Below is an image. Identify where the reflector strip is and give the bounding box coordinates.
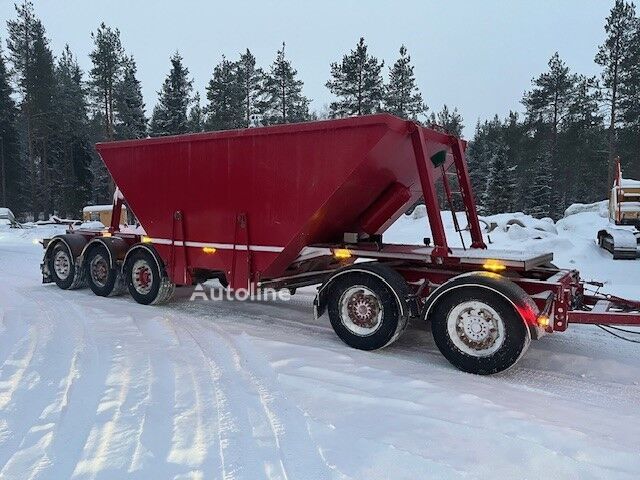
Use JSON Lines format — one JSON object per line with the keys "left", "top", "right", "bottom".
{"left": 145, "top": 238, "right": 284, "bottom": 253}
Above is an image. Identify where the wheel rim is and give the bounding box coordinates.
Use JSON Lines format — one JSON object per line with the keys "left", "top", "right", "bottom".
{"left": 446, "top": 300, "right": 505, "bottom": 357}
{"left": 132, "top": 259, "right": 154, "bottom": 295}
{"left": 53, "top": 250, "right": 71, "bottom": 280}
{"left": 89, "top": 252, "right": 109, "bottom": 288}
{"left": 339, "top": 285, "right": 384, "bottom": 336}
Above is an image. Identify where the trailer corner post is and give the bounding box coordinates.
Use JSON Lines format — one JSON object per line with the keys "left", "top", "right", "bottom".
{"left": 408, "top": 122, "right": 449, "bottom": 257}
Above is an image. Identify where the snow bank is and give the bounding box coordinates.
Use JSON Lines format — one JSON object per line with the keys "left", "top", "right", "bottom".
{"left": 564, "top": 200, "right": 608, "bottom": 218}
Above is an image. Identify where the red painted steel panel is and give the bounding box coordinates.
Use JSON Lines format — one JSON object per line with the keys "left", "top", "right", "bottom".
{"left": 96, "top": 114, "right": 455, "bottom": 287}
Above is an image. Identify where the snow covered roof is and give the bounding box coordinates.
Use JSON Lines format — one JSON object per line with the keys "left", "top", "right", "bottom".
{"left": 82, "top": 204, "right": 122, "bottom": 213}
{"left": 620, "top": 177, "right": 640, "bottom": 188}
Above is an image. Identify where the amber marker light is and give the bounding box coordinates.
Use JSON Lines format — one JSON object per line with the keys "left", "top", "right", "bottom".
{"left": 482, "top": 259, "right": 506, "bottom": 272}
{"left": 333, "top": 248, "right": 352, "bottom": 259}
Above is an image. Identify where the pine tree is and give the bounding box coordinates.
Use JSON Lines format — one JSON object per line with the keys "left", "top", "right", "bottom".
{"left": 326, "top": 37, "right": 384, "bottom": 117}
{"left": 0, "top": 42, "right": 21, "bottom": 211}
{"left": 237, "top": 49, "right": 265, "bottom": 127}
{"left": 383, "top": 45, "right": 427, "bottom": 121}
{"left": 595, "top": 0, "right": 638, "bottom": 188}
{"left": 262, "top": 43, "right": 310, "bottom": 124}
{"left": 51, "top": 45, "right": 93, "bottom": 217}
{"left": 188, "top": 92, "right": 205, "bottom": 133}
{"left": 429, "top": 105, "right": 464, "bottom": 137}
{"left": 89, "top": 23, "right": 124, "bottom": 141}
{"left": 113, "top": 56, "right": 146, "bottom": 140}
{"left": 205, "top": 55, "right": 243, "bottom": 131}
{"left": 619, "top": 15, "right": 640, "bottom": 166}
{"left": 7, "top": 1, "right": 57, "bottom": 218}
{"left": 562, "top": 75, "right": 605, "bottom": 203}
{"left": 522, "top": 53, "right": 579, "bottom": 217}
{"left": 150, "top": 52, "right": 193, "bottom": 136}
{"left": 523, "top": 53, "right": 576, "bottom": 137}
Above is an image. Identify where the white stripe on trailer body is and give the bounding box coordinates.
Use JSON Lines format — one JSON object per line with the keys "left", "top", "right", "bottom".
{"left": 145, "top": 238, "right": 284, "bottom": 253}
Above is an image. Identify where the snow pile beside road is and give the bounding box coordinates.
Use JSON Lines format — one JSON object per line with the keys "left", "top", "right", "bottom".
{"left": 564, "top": 200, "right": 609, "bottom": 218}
{"left": 387, "top": 203, "right": 638, "bottom": 298}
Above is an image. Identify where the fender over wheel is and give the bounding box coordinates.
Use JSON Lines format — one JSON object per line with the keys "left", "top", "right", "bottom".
{"left": 324, "top": 263, "right": 409, "bottom": 351}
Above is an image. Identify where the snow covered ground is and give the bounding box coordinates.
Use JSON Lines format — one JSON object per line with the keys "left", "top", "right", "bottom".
{"left": 0, "top": 209, "right": 639, "bottom": 479}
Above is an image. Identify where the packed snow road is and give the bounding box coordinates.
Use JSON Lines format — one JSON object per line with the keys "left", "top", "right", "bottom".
{"left": 0, "top": 213, "right": 640, "bottom": 479}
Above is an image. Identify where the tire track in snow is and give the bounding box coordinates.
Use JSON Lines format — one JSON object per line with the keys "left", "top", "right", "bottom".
{"left": 0, "top": 290, "right": 81, "bottom": 476}
{"left": 174, "top": 322, "right": 252, "bottom": 480}
{"left": 190, "top": 319, "right": 340, "bottom": 480}
{"left": 0, "top": 289, "right": 113, "bottom": 480}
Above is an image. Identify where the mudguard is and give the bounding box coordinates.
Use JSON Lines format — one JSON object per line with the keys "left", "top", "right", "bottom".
{"left": 42, "top": 234, "right": 88, "bottom": 283}
{"left": 422, "top": 271, "right": 539, "bottom": 326}
{"left": 80, "top": 236, "right": 129, "bottom": 269}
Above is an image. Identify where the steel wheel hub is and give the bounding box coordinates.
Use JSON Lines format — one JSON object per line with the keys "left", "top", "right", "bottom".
{"left": 53, "top": 250, "right": 71, "bottom": 280}
{"left": 339, "top": 286, "right": 384, "bottom": 336}
{"left": 447, "top": 300, "right": 505, "bottom": 357}
{"left": 90, "top": 254, "right": 109, "bottom": 287}
{"left": 132, "top": 259, "right": 153, "bottom": 295}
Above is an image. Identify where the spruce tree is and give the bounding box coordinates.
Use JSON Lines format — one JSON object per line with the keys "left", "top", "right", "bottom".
{"left": 467, "top": 116, "right": 503, "bottom": 195}
{"left": 595, "top": 0, "right": 638, "bottom": 187}
{"left": 326, "top": 37, "right": 384, "bottom": 117}
{"left": 0, "top": 43, "right": 20, "bottom": 211}
{"left": 7, "top": 1, "right": 57, "bottom": 218}
{"left": 89, "top": 23, "right": 124, "bottom": 140}
{"left": 150, "top": 52, "right": 193, "bottom": 136}
{"left": 205, "top": 55, "right": 243, "bottom": 131}
{"left": 481, "top": 139, "right": 516, "bottom": 215}
{"left": 237, "top": 49, "right": 265, "bottom": 127}
{"left": 52, "top": 45, "right": 93, "bottom": 217}
{"left": 188, "top": 92, "right": 205, "bottom": 133}
{"left": 529, "top": 149, "right": 553, "bottom": 218}
{"left": 429, "top": 105, "right": 464, "bottom": 137}
{"left": 262, "top": 43, "right": 310, "bottom": 124}
{"left": 113, "top": 56, "right": 147, "bottom": 140}
{"left": 383, "top": 45, "right": 427, "bottom": 121}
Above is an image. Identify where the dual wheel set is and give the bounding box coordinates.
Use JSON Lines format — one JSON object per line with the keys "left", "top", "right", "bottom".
{"left": 47, "top": 241, "right": 532, "bottom": 374}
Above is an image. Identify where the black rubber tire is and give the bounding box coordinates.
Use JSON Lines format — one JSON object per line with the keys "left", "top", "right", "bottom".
{"left": 84, "top": 244, "right": 125, "bottom": 297}
{"left": 124, "top": 248, "right": 174, "bottom": 305}
{"left": 326, "top": 264, "right": 408, "bottom": 351}
{"left": 48, "top": 242, "right": 85, "bottom": 290}
{"left": 429, "top": 286, "right": 529, "bottom": 375}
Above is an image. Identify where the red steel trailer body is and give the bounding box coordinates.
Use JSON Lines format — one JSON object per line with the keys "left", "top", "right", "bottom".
{"left": 95, "top": 115, "right": 483, "bottom": 289}
{"left": 42, "top": 114, "right": 640, "bottom": 374}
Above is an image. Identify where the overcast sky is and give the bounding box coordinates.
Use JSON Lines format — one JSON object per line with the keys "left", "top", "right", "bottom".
{"left": 0, "top": 0, "right": 613, "bottom": 137}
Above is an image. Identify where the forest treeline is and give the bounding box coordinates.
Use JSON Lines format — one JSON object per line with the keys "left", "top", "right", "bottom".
{"left": 0, "top": 1, "right": 638, "bottom": 220}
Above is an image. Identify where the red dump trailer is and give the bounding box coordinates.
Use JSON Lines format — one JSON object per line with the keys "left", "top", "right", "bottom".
{"left": 42, "top": 114, "right": 640, "bottom": 374}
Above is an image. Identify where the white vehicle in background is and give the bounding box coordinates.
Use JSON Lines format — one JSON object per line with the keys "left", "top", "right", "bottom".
{"left": 0, "top": 207, "right": 21, "bottom": 228}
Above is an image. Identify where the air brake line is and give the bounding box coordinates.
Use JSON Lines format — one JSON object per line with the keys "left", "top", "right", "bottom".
{"left": 595, "top": 324, "right": 640, "bottom": 344}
